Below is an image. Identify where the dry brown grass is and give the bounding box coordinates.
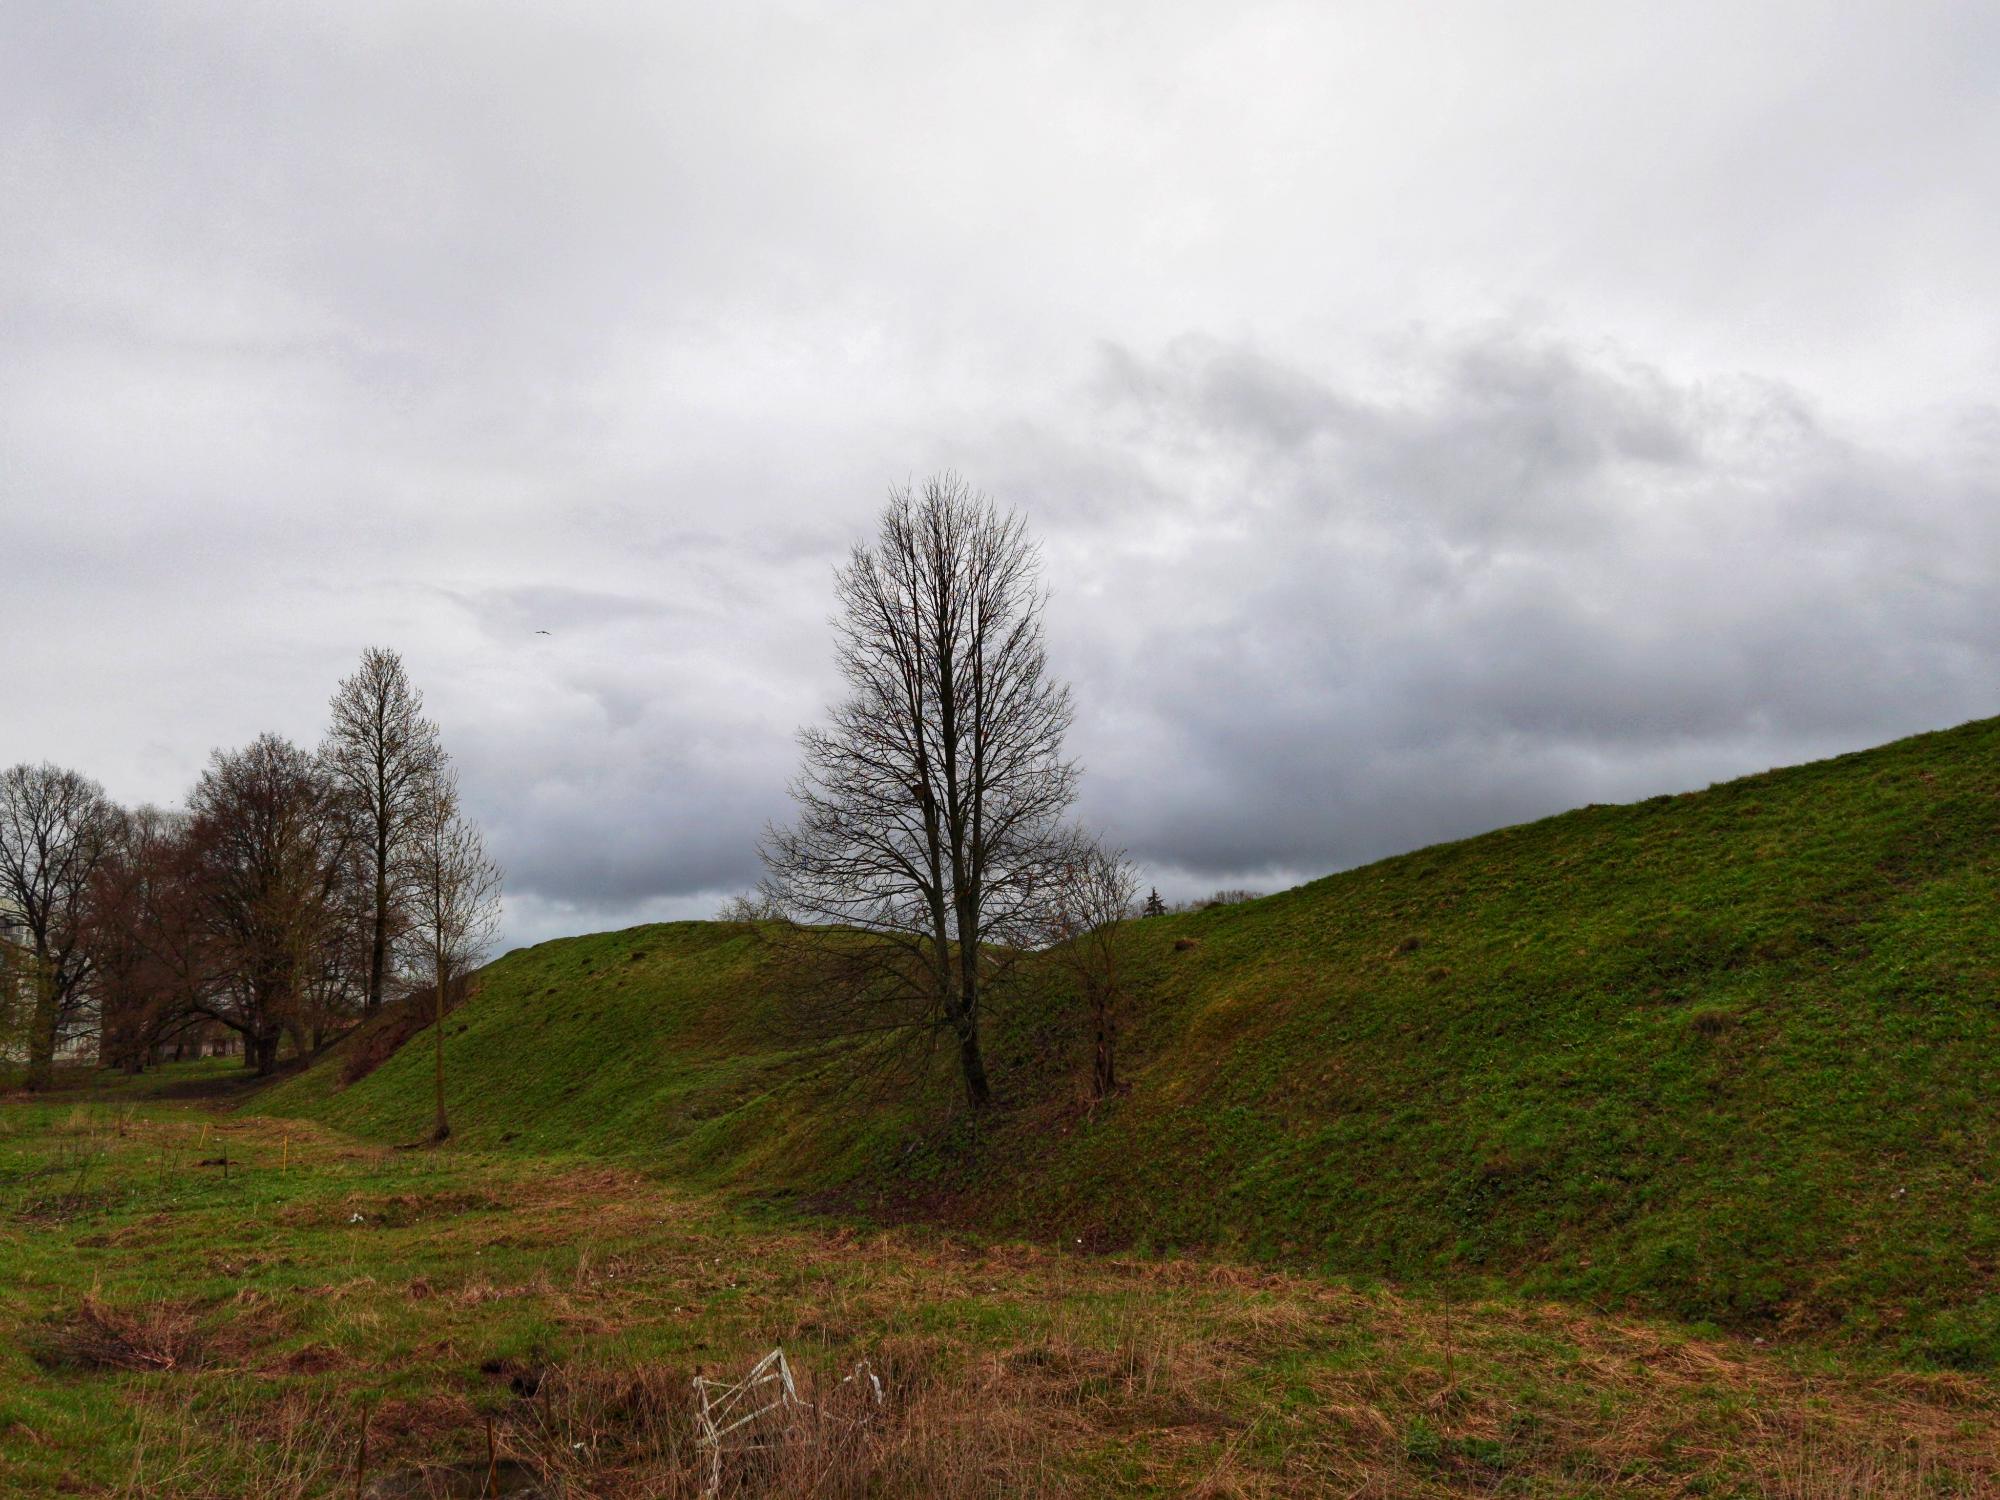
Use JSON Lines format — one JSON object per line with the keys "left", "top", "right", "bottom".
{"left": 112, "top": 1383, "right": 360, "bottom": 1500}
{"left": 31, "top": 1287, "right": 296, "bottom": 1381}
{"left": 1767, "top": 1439, "right": 1946, "bottom": 1499}
{"left": 12, "top": 1110, "right": 1999, "bottom": 1498}
{"left": 507, "top": 1343, "right": 1068, "bottom": 1498}
{"left": 433, "top": 1200, "right": 1999, "bottom": 1497}
{"left": 37, "top": 1295, "right": 211, "bottom": 1373}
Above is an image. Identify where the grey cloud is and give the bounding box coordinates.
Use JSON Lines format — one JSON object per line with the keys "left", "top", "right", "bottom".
{"left": 1009, "top": 332, "right": 2000, "bottom": 888}
{"left": 6, "top": 4, "right": 2000, "bottom": 939}
{"left": 446, "top": 585, "right": 687, "bottom": 639}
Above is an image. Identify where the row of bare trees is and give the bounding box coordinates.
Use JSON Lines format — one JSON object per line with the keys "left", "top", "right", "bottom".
{"left": 757, "top": 474, "right": 1140, "bottom": 1108}
{"left": 0, "top": 649, "right": 500, "bottom": 1095}
{"left": 6, "top": 478, "right": 1146, "bottom": 1116}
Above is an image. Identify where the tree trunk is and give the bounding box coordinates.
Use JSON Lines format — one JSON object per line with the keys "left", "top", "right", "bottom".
{"left": 367, "top": 834, "right": 389, "bottom": 1014}
{"left": 1093, "top": 946, "right": 1120, "bottom": 1099}
{"left": 24, "top": 953, "right": 58, "bottom": 1091}
{"left": 925, "top": 874, "right": 991, "bottom": 1109}
{"left": 249, "top": 1031, "right": 280, "bottom": 1075}
{"left": 23, "top": 1020, "right": 56, "bottom": 1090}
{"left": 431, "top": 969, "right": 450, "bottom": 1143}
{"left": 948, "top": 993, "right": 993, "bottom": 1108}
{"left": 950, "top": 884, "right": 993, "bottom": 1109}
{"left": 953, "top": 1006, "right": 992, "bottom": 1110}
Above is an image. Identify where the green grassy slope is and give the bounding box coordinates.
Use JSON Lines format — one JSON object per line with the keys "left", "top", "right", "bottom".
{"left": 262, "top": 716, "right": 2000, "bottom": 1365}
{"left": 260, "top": 921, "right": 921, "bottom": 1190}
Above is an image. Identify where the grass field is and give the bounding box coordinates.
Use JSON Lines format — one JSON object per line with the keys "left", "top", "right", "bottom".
{"left": 17, "top": 716, "right": 2000, "bottom": 1492}
{"left": 259, "top": 716, "right": 2000, "bottom": 1369}
{"left": 4, "top": 1086, "right": 1996, "bottom": 1497}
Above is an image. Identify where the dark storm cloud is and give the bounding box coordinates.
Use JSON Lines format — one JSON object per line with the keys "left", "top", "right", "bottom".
{"left": 1024, "top": 331, "right": 2000, "bottom": 889}
{"left": 5, "top": 3, "right": 1999, "bottom": 941}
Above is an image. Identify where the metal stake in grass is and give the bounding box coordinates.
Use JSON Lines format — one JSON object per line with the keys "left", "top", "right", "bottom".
{"left": 353, "top": 1399, "right": 372, "bottom": 1500}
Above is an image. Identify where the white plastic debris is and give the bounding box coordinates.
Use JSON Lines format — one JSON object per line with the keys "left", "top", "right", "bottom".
{"left": 348, "top": 1212, "right": 365, "bottom": 1224}
{"left": 691, "top": 1347, "right": 883, "bottom": 1498}
{"left": 841, "top": 1362, "right": 885, "bottom": 1406}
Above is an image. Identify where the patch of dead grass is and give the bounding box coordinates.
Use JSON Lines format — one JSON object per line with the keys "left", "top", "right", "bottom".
{"left": 31, "top": 1290, "right": 295, "bottom": 1377}
{"left": 33, "top": 1296, "right": 211, "bottom": 1374}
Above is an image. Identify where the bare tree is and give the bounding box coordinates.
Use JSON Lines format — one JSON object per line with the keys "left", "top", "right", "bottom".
{"left": 120, "top": 815, "right": 223, "bottom": 1065}
{"left": 323, "top": 648, "right": 443, "bottom": 1016}
{"left": 761, "top": 474, "right": 1078, "bottom": 1109}
{"left": 402, "top": 768, "right": 502, "bottom": 1143}
{"left": 716, "top": 890, "right": 788, "bottom": 923}
{"left": 183, "top": 735, "right": 358, "bottom": 1074}
{"left": 1045, "top": 830, "right": 1139, "bottom": 1100}
{"left": 82, "top": 805, "right": 188, "bottom": 1073}
{"left": 0, "top": 764, "right": 117, "bottom": 1087}
{"left": 1163, "top": 889, "right": 1261, "bottom": 914}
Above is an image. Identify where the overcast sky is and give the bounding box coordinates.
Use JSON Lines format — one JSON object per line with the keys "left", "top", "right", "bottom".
{"left": 7, "top": 2, "right": 1998, "bottom": 947}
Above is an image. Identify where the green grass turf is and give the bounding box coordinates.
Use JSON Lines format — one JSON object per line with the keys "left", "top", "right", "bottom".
{"left": 257, "top": 715, "right": 2000, "bottom": 1367}
{"left": 3, "top": 1098, "right": 1994, "bottom": 1496}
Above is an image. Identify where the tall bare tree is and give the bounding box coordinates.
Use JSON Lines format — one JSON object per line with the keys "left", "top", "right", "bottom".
{"left": 83, "top": 805, "right": 186, "bottom": 1073}
{"left": 323, "top": 648, "right": 443, "bottom": 1015}
{"left": 403, "top": 768, "right": 502, "bottom": 1143}
{"left": 1044, "top": 829, "right": 1139, "bottom": 1100}
{"left": 0, "top": 764, "right": 116, "bottom": 1087}
{"left": 184, "top": 734, "right": 357, "bottom": 1074}
{"left": 761, "top": 474, "right": 1078, "bottom": 1108}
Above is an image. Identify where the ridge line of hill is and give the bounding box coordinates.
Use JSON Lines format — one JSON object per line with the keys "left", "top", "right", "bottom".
{"left": 262, "top": 714, "right": 2000, "bottom": 1368}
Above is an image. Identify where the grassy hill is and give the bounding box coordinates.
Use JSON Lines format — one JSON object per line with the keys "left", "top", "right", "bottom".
{"left": 261, "top": 715, "right": 2000, "bottom": 1367}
